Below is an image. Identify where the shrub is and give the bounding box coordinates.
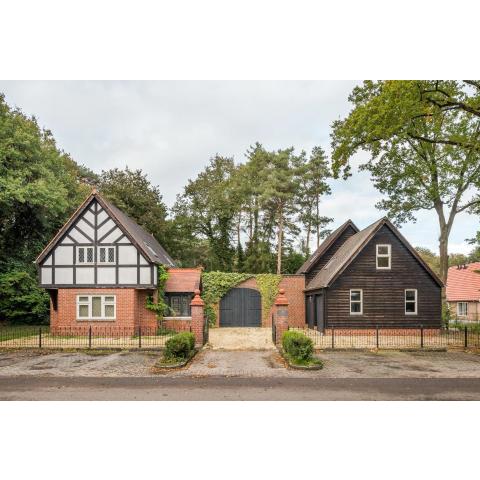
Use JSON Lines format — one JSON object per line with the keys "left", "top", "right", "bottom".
{"left": 282, "top": 331, "right": 314, "bottom": 361}
{"left": 164, "top": 332, "right": 196, "bottom": 361}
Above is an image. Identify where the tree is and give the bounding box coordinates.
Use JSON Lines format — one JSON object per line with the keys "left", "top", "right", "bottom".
{"left": 331, "top": 81, "right": 480, "bottom": 296}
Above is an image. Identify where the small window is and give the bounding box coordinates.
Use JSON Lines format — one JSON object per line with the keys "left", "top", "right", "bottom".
{"left": 405, "top": 289, "right": 417, "bottom": 315}
{"left": 376, "top": 244, "right": 391, "bottom": 269}
{"left": 166, "top": 294, "right": 192, "bottom": 317}
{"left": 77, "top": 246, "right": 94, "bottom": 264}
{"left": 76, "top": 295, "right": 116, "bottom": 320}
{"left": 350, "top": 289, "right": 363, "bottom": 315}
{"left": 457, "top": 302, "right": 468, "bottom": 317}
{"left": 98, "top": 246, "right": 115, "bottom": 264}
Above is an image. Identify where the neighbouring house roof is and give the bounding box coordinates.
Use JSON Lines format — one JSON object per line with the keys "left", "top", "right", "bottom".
{"left": 35, "top": 190, "right": 175, "bottom": 267}
{"left": 165, "top": 268, "right": 202, "bottom": 293}
{"left": 305, "top": 217, "right": 443, "bottom": 291}
{"left": 446, "top": 262, "right": 480, "bottom": 302}
{"left": 296, "top": 220, "right": 359, "bottom": 274}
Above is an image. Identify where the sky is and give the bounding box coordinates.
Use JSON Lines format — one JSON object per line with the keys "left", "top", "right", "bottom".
{"left": 0, "top": 80, "right": 478, "bottom": 254}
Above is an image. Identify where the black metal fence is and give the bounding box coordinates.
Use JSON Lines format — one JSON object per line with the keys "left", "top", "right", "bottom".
{"left": 272, "top": 314, "right": 276, "bottom": 344}
{"left": 0, "top": 325, "right": 181, "bottom": 349}
{"left": 203, "top": 316, "right": 209, "bottom": 345}
{"left": 286, "top": 326, "right": 480, "bottom": 350}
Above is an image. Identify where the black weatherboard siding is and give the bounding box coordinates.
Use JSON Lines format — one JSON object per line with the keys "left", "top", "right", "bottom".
{"left": 220, "top": 288, "right": 261, "bottom": 327}
{"left": 326, "top": 224, "right": 442, "bottom": 328}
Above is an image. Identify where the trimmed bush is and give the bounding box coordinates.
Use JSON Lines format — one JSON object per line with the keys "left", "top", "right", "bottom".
{"left": 164, "top": 332, "right": 196, "bottom": 361}
{"left": 282, "top": 331, "right": 314, "bottom": 361}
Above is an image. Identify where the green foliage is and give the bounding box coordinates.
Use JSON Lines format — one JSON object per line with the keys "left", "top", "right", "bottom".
{"left": 201, "top": 271, "right": 253, "bottom": 325}
{"left": 0, "top": 270, "right": 49, "bottom": 324}
{"left": 164, "top": 331, "right": 196, "bottom": 361}
{"left": 145, "top": 265, "right": 172, "bottom": 319}
{"left": 282, "top": 330, "right": 314, "bottom": 362}
{"left": 255, "top": 274, "right": 282, "bottom": 324}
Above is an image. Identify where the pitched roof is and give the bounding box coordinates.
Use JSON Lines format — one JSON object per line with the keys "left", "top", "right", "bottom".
{"left": 305, "top": 217, "right": 443, "bottom": 291}
{"left": 446, "top": 262, "right": 480, "bottom": 301}
{"left": 35, "top": 190, "right": 175, "bottom": 267}
{"left": 296, "top": 220, "right": 359, "bottom": 274}
{"left": 165, "top": 268, "right": 201, "bottom": 293}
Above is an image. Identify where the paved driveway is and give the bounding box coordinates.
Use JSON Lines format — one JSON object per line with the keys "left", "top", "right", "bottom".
{"left": 207, "top": 327, "right": 275, "bottom": 350}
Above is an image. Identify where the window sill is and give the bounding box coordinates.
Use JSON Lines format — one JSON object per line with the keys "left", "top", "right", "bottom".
{"left": 76, "top": 319, "right": 116, "bottom": 322}
{"left": 162, "top": 316, "right": 192, "bottom": 320}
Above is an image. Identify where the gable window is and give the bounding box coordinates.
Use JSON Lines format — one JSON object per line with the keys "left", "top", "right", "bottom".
{"left": 166, "top": 293, "right": 192, "bottom": 317}
{"left": 376, "top": 244, "right": 391, "bottom": 269}
{"left": 78, "top": 246, "right": 94, "bottom": 264}
{"left": 405, "top": 289, "right": 417, "bottom": 315}
{"left": 457, "top": 302, "right": 468, "bottom": 317}
{"left": 77, "top": 295, "right": 116, "bottom": 320}
{"left": 350, "top": 289, "right": 363, "bottom": 315}
{"left": 98, "top": 246, "right": 115, "bottom": 264}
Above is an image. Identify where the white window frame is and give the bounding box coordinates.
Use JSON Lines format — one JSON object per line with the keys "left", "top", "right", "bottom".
{"left": 350, "top": 289, "right": 363, "bottom": 315}
{"left": 457, "top": 302, "right": 468, "bottom": 317}
{"left": 76, "top": 295, "right": 116, "bottom": 320}
{"left": 77, "top": 246, "right": 94, "bottom": 264}
{"left": 405, "top": 289, "right": 418, "bottom": 315}
{"left": 376, "top": 244, "right": 391, "bottom": 270}
{"left": 98, "top": 246, "right": 116, "bottom": 264}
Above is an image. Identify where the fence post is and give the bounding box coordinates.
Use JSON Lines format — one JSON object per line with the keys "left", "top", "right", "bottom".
{"left": 139, "top": 326, "right": 142, "bottom": 349}
{"left": 420, "top": 325, "right": 424, "bottom": 349}
{"left": 88, "top": 326, "right": 92, "bottom": 349}
{"left": 39, "top": 327, "right": 42, "bottom": 349}
{"left": 464, "top": 325, "right": 468, "bottom": 349}
{"left": 376, "top": 326, "right": 379, "bottom": 349}
{"left": 331, "top": 327, "right": 335, "bottom": 349}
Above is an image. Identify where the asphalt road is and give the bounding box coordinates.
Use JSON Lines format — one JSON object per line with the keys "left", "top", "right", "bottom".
{"left": 2, "top": 376, "right": 480, "bottom": 400}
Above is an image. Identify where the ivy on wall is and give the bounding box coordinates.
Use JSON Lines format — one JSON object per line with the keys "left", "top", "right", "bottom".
{"left": 201, "top": 271, "right": 282, "bottom": 326}
{"left": 145, "top": 265, "right": 172, "bottom": 320}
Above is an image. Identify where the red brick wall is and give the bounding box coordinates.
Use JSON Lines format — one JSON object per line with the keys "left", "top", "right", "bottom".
{"left": 215, "top": 275, "right": 305, "bottom": 328}
{"left": 162, "top": 318, "right": 192, "bottom": 333}
{"left": 51, "top": 288, "right": 158, "bottom": 334}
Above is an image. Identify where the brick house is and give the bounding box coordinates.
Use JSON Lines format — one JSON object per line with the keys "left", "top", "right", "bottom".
{"left": 35, "top": 190, "right": 199, "bottom": 335}
{"left": 446, "top": 263, "right": 480, "bottom": 322}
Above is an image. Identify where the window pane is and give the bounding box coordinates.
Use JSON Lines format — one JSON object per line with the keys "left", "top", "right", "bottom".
{"left": 350, "top": 291, "right": 361, "bottom": 301}
{"left": 104, "top": 304, "right": 115, "bottom": 317}
{"left": 92, "top": 297, "right": 102, "bottom": 317}
{"left": 180, "top": 296, "right": 189, "bottom": 316}
{"left": 79, "top": 304, "right": 89, "bottom": 317}
{"left": 87, "top": 248, "right": 93, "bottom": 263}
{"left": 377, "top": 246, "right": 389, "bottom": 255}
{"left": 405, "top": 290, "right": 416, "bottom": 301}
{"left": 78, "top": 248, "right": 84, "bottom": 263}
{"left": 406, "top": 302, "right": 416, "bottom": 313}
{"left": 99, "top": 248, "right": 106, "bottom": 262}
{"left": 104, "top": 296, "right": 115, "bottom": 303}
{"left": 78, "top": 296, "right": 89, "bottom": 303}
{"left": 351, "top": 302, "right": 361, "bottom": 313}
{"left": 377, "top": 257, "right": 390, "bottom": 268}
{"left": 108, "top": 248, "right": 115, "bottom": 262}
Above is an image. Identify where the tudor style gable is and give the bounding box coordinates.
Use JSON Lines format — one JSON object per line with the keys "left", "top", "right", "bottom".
{"left": 36, "top": 190, "right": 175, "bottom": 288}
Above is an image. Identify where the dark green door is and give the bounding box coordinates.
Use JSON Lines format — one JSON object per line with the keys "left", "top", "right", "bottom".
{"left": 220, "top": 288, "right": 262, "bottom": 327}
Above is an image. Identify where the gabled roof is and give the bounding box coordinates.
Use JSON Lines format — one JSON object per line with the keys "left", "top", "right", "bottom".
{"left": 296, "top": 220, "right": 359, "bottom": 274}
{"left": 446, "top": 262, "right": 480, "bottom": 301}
{"left": 305, "top": 217, "right": 443, "bottom": 291}
{"left": 165, "top": 268, "right": 202, "bottom": 293}
{"left": 35, "top": 190, "right": 175, "bottom": 267}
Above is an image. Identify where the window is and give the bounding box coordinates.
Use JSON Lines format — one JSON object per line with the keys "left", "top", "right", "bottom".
{"left": 98, "top": 246, "right": 115, "bottom": 263}
{"left": 77, "top": 246, "right": 94, "bottom": 264}
{"left": 350, "top": 289, "right": 363, "bottom": 315}
{"left": 166, "top": 294, "right": 192, "bottom": 317}
{"left": 405, "top": 289, "right": 417, "bottom": 315}
{"left": 77, "top": 295, "right": 116, "bottom": 320}
{"left": 376, "top": 244, "right": 391, "bottom": 269}
{"left": 457, "top": 302, "right": 468, "bottom": 317}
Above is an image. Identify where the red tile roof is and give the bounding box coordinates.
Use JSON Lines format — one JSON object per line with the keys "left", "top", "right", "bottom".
{"left": 165, "top": 268, "right": 201, "bottom": 293}
{"left": 446, "top": 262, "right": 480, "bottom": 301}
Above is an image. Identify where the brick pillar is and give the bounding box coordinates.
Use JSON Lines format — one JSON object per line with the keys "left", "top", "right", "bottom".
{"left": 274, "top": 288, "right": 289, "bottom": 346}
{"left": 190, "top": 289, "right": 205, "bottom": 347}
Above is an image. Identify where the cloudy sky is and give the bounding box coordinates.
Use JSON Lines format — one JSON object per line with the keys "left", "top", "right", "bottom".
{"left": 0, "top": 80, "right": 477, "bottom": 254}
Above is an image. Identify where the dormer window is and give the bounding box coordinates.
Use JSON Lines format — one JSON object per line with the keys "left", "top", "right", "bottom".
{"left": 376, "top": 244, "right": 391, "bottom": 269}
{"left": 78, "top": 246, "right": 94, "bottom": 264}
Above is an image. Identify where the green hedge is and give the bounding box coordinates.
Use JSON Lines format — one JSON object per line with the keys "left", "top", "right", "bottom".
{"left": 164, "top": 332, "right": 196, "bottom": 361}
{"left": 282, "top": 330, "right": 314, "bottom": 361}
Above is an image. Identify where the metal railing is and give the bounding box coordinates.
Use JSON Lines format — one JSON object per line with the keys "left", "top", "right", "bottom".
{"left": 288, "top": 325, "right": 480, "bottom": 350}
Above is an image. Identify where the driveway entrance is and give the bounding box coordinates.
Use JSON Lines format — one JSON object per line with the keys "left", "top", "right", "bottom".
{"left": 208, "top": 328, "right": 275, "bottom": 350}
{"left": 219, "top": 288, "right": 261, "bottom": 327}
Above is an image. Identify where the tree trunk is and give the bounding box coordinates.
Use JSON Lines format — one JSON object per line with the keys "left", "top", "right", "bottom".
{"left": 305, "top": 218, "right": 311, "bottom": 257}
{"left": 276, "top": 205, "right": 283, "bottom": 275}
{"left": 316, "top": 196, "right": 320, "bottom": 247}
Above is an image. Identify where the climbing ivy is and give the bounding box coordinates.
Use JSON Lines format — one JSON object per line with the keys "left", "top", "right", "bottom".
{"left": 145, "top": 265, "right": 172, "bottom": 320}
{"left": 201, "top": 271, "right": 282, "bottom": 326}
{"left": 255, "top": 273, "right": 282, "bottom": 324}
